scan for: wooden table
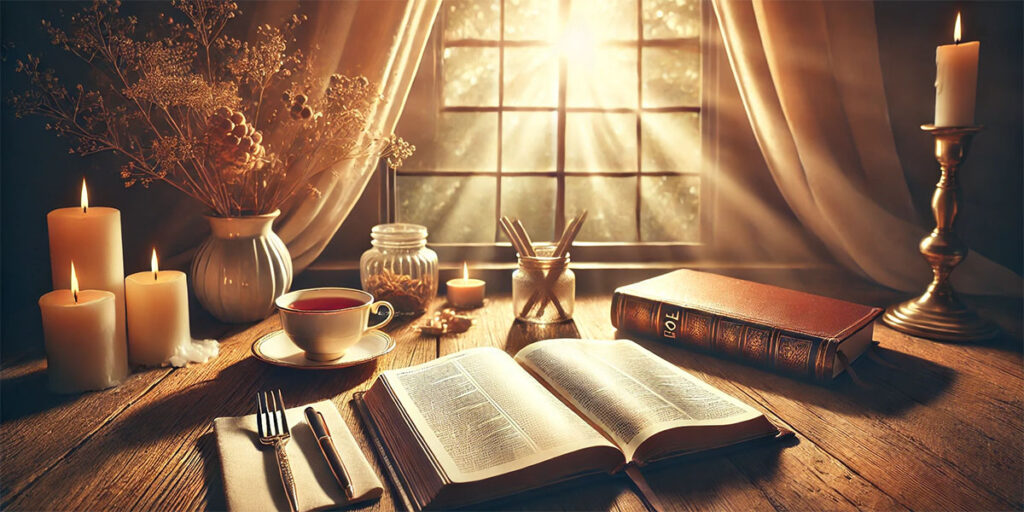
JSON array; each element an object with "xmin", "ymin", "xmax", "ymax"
[{"xmin": 2, "ymin": 282, "xmax": 1022, "ymax": 511}]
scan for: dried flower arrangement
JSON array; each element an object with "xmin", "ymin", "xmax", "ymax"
[{"xmin": 9, "ymin": 0, "xmax": 414, "ymax": 217}]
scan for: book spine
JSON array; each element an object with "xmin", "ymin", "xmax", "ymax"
[{"xmin": 610, "ymin": 292, "xmax": 839, "ymax": 381}]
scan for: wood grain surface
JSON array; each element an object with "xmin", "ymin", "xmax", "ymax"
[{"xmin": 2, "ymin": 279, "xmax": 1021, "ymax": 511}]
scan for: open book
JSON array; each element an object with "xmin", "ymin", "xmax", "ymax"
[{"xmin": 357, "ymin": 339, "xmax": 780, "ymax": 510}]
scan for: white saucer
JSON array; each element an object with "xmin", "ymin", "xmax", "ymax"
[{"xmin": 251, "ymin": 329, "xmax": 395, "ymax": 370}]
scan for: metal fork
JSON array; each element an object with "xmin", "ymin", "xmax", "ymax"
[{"xmin": 256, "ymin": 390, "xmax": 299, "ymax": 512}]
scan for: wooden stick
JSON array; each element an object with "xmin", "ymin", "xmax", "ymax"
[
  {"xmin": 511, "ymin": 219, "xmax": 537, "ymax": 257},
  {"xmin": 520, "ymin": 213, "xmax": 581, "ymax": 317},
  {"xmin": 498, "ymin": 217, "xmax": 523, "ymax": 254},
  {"xmin": 522, "ymin": 211, "xmax": 587, "ymax": 317},
  {"xmin": 503, "ymin": 216, "xmax": 566, "ymax": 318}
]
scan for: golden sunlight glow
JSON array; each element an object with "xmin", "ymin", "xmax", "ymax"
[
  {"xmin": 70, "ymin": 261, "xmax": 79, "ymax": 303},
  {"xmin": 151, "ymin": 248, "xmax": 159, "ymax": 279},
  {"xmin": 81, "ymin": 178, "xmax": 89, "ymax": 212},
  {"xmin": 954, "ymin": 12, "xmax": 962, "ymax": 43},
  {"xmin": 560, "ymin": 22, "xmax": 596, "ymax": 63},
  {"xmin": 462, "ymin": 261, "xmax": 469, "ymax": 280}
]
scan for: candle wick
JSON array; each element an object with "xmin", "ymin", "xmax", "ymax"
[
  {"xmin": 73, "ymin": 290, "xmax": 78, "ymax": 303},
  {"xmin": 82, "ymin": 205, "xmax": 87, "ymax": 214}
]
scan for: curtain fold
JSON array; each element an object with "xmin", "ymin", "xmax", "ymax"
[
  {"xmin": 713, "ymin": 0, "xmax": 1020, "ymax": 295},
  {"xmin": 276, "ymin": 0, "xmax": 441, "ymax": 271}
]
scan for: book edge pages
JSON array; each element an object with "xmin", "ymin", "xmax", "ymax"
[{"xmin": 352, "ymin": 392, "xmax": 422, "ymax": 512}]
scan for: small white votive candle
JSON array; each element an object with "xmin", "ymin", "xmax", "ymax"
[
  {"xmin": 446, "ymin": 262, "xmax": 485, "ymax": 308},
  {"xmin": 126, "ymin": 250, "xmax": 191, "ymax": 366},
  {"xmin": 39, "ymin": 263, "xmax": 123, "ymax": 393}
]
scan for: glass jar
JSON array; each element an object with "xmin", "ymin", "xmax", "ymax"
[
  {"xmin": 512, "ymin": 246, "xmax": 575, "ymax": 323},
  {"xmin": 360, "ymin": 223, "xmax": 438, "ymax": 316}
]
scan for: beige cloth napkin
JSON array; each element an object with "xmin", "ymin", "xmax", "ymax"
[{"xmin": 214, "ymin": 399, "xmax": 383, "ymax": 512}]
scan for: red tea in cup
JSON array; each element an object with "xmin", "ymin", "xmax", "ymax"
[{"xmin": 288, "ymin": 296, "xmax": 366, "ymax": 312}]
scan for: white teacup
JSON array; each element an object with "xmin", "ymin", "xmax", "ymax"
[{"xmin": 275, "ymin": 288, "xmax": 394, "ymax": 361}]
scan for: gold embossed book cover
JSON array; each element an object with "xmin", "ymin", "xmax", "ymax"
[{"xmin": 611, "ymin": 270, "xmax": 883, "ymax": 381}]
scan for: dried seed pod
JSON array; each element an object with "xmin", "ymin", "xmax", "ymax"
[
  {"xmin": 300, "ymin": 106, "xmax": 313, "ymax": 119},
  {"xmin": 294, "ymin": 93, "xmax": 307, "ymax": 106},
  {"xmin": 205, "ymin": 106, "xmax": 266, "ymax": 179}
]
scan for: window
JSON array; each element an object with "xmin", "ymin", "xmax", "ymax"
[{"xmin": 392, "ymin": 0, "xmax": 711, "ymax": 260}]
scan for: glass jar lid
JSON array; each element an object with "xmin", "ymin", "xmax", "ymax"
[{"xmin": 371, "ymin": 223, "xmax": 428, "ymax": 249}]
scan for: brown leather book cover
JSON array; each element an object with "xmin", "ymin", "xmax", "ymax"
[{"xmin": 611, "ymin": 270, "xmax": 883, "ymax": 381}]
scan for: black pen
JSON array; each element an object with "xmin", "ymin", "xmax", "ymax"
[{"xmin": 304, "ymin": 406, "xmax": 355, "ymax": 498}]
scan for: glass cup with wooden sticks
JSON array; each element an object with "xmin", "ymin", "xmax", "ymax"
[{"xmin": 500, "ymin": 212, "xmax": 586, "ymax": 324}]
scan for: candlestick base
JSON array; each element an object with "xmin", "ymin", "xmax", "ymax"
[
  {"xmin": 882, "ymin": 124, "xmax": 998, "ymax": 342},
  {"xmin": 883, "ymin": 292, "xmax": 997, "ymax": 342}
]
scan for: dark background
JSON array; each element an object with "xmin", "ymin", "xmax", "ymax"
[{"xmin": 2, "ymin": 1, "xmax": 1021, "ymax": 358}]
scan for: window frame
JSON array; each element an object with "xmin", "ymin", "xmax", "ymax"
[{"xmin": 382, "ymin": 0, "xmax": 719, "ymax": 264}]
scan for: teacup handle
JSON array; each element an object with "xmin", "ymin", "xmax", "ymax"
[{"xmin": 366, "ymin": 301, "xmax": 395, "ymax": 331}]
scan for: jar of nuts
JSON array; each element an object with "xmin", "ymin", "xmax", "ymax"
[{"xmin": 360, "ymin": 224, "xmax": 438, "ymax": 315}]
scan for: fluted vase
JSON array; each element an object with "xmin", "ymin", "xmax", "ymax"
[{"xmin": 191, "ymin": 210, "xmax": 293, "ymax": 323}]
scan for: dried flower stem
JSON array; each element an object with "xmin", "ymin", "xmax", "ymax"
[{"xmin": 9, "ymin": 0, "xmax": 415, "ymax": 217}]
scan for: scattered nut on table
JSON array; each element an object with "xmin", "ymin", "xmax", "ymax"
[{"xmin": 418, "ymin": 308, "xmax": 473, "ymax": 335}]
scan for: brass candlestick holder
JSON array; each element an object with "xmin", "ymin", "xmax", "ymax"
[{"xmin": 882, "ymin": 124, "xmax": 998, "ymax": 342}]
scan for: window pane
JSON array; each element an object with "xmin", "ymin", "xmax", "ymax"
[
  {"xmin": 504, "ymin": 47, "xmax": 558, "ymax": 107},
  {"xmin": 502, "ymin": 177, "xmax": 556, "ymax": 242},
  {"xmin": 642, "ymin": 0, "xmax": 700, "ymax": 39},
  {"xmin": 567, "ymin": 46, "xmax": 638, "ymax": 108},
  {"xmin": 503, "ymin": 112, "xmax": 556, "ymax": 171},
  {"xmin": 566, "ymin": 176, "xmax": 637, "ymax": 242},
  {"xmin": 404, "ymin": 112, "xmax": 497, "ymax": 171},
  {"xmin": 505, "ymin": 0, "xmax": 558, "ymax": 41},
  {"xmin": 565, "ymin": 113, "xmax": 636, "ymax": 172},
  {"xmin": 444, "ymin": 47, "xmax": 499, "ymax": 106},
  {"xmin": 642, "ymin": 46, "xmax": 699, "ymax": 107},
  {"xmin": 641, "ymin": 112, "xmax": 700, "ymax": 172},
  {"xmin": 398, "ymin": 176, "xmax": 496, "ymax": 243},
  {"xmin": 444, "ymin": 0, "xmax": 500, "ymax": 40},
  {"xmin": 640, "ymin": 175, "xmax": 700, "ymax": 242},
  {"xmin": 567, "ymin": 0, "xmax": 637, "ymax": 41}
]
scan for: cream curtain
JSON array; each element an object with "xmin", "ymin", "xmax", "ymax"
[
  {"xmin": 272, "ymin": 0, "xmax": 441, "ymax": 271},
  {"xmin": 712, "ymin": 0, "xmax": 1020, "ymax": 295}
]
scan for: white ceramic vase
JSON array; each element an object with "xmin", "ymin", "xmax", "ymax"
[{"xmin": 191, "ymin": 210, "xmax": 293, "ymax": 323}]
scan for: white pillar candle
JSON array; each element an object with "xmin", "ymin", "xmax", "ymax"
[
  {"xmin": 126, "ymin": 250, "xmax": 191, "ymax": 366},
  {"xmin": 934, "ymin": 13, "xmax": 979, "ymax": 127},
  {"xmin": 446, "ymin": 262, "xmax": 486, "ymax": 308},
  {"xmin": 46, "ymin": 180, "xmax": 128, "ymax": 380},
  {"xmin": 39, "ymin": 263, "xmax": 122, "ymax": 393}
]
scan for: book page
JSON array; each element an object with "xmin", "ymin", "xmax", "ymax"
[
  {"xmin": 381, "ymin": 347, "xmax": 619, "ymax": 482},
  {"xmin": 515, "ymin": 339, "xmax": 762, "ymax": 459}
]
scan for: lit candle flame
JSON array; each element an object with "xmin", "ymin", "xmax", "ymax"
[
  {"xmin": 954, "ymin": 12, "xmax": 962, "ymax": 43},
  {"xmin": 81, "ymin": 178, "xmax": 89, "ymax": 213},
  {"xmin": 70, "ymin": 261, "xmax": 79, "ymax": 303},
  {"xmin": 462, "ymin": 262, "xmax": 469, "ymax": 280},
  {"xmin": 151, "ymin": 248, "xmax": 159, "ymax": 280}
]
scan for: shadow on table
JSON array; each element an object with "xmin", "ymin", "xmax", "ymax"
[
  {"xmin": 104, "ymin": 350, "xmax": 382, "ymax": 449},
  {"xmin": 503, "ymin": 320, "xmax": 582, "ymax": 356},
  {"xmin": 0, "ymin": 365, "xmax": 78, "ymax": 422},
  {"xmin": 633, "ymin": 336, "xmax": 954, "ymax": 417},
  {"xmin": 641, "ymin": 435, "xmax": 793, "ymax": 510}
]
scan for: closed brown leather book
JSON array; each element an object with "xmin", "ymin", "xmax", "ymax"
[{"xmin": 611, "ymin": 270, "xmax": 883, "ymax": 381}]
